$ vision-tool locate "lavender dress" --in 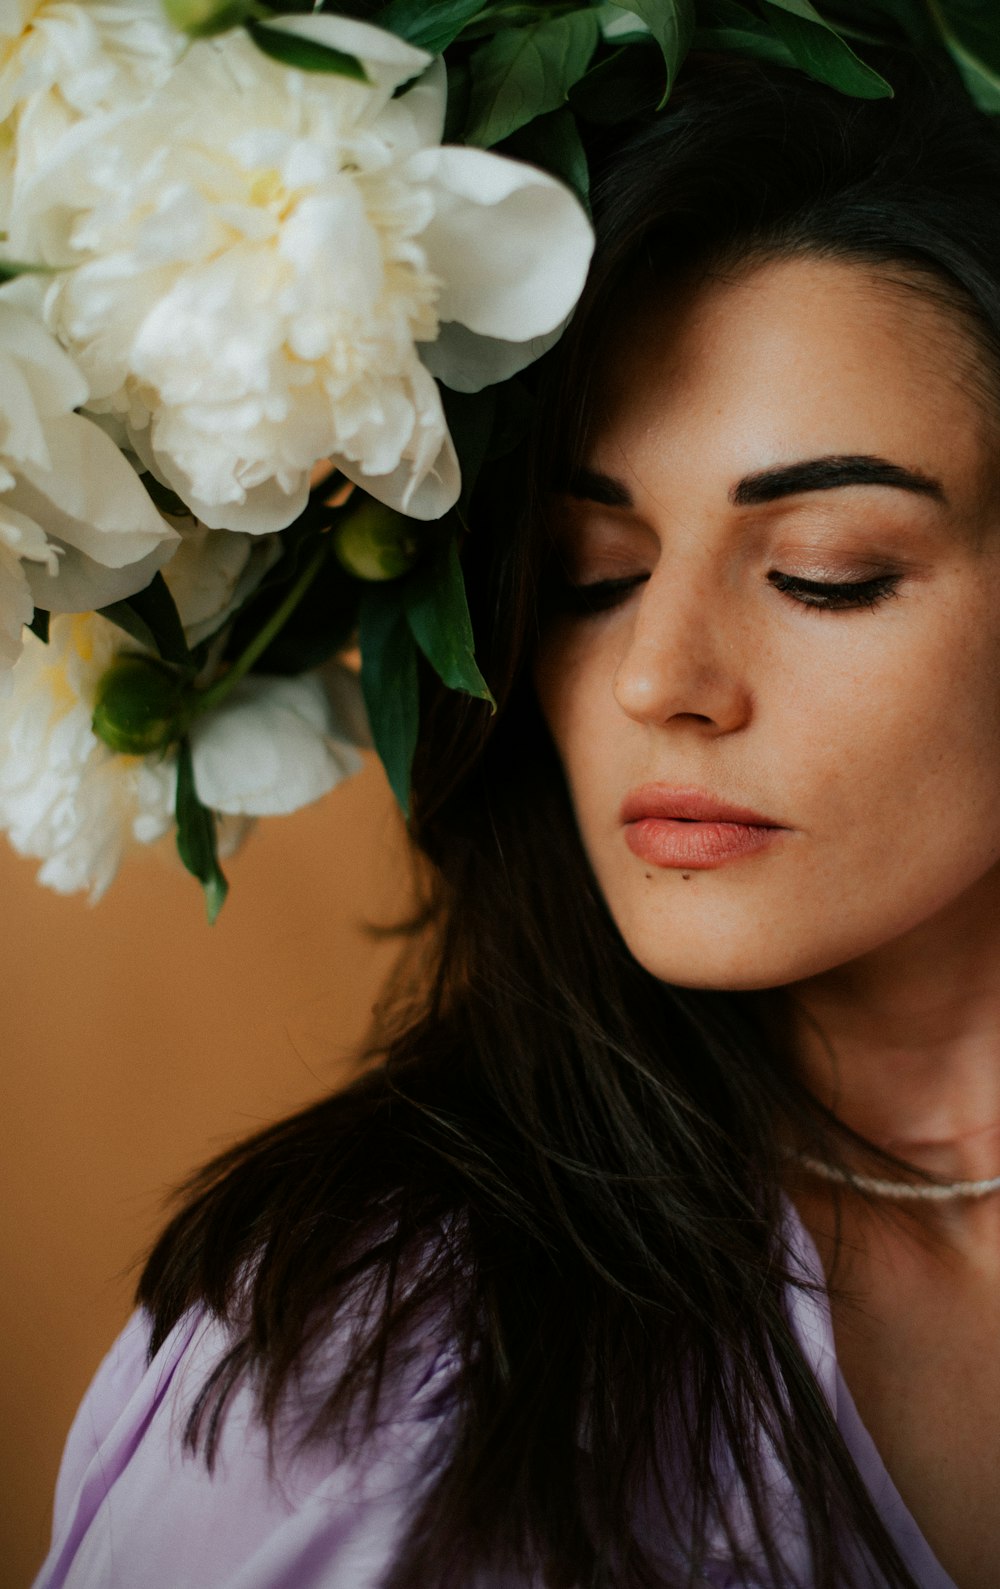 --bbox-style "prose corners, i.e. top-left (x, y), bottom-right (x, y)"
top-left (32, 1208), bottom-right (955, 1589)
